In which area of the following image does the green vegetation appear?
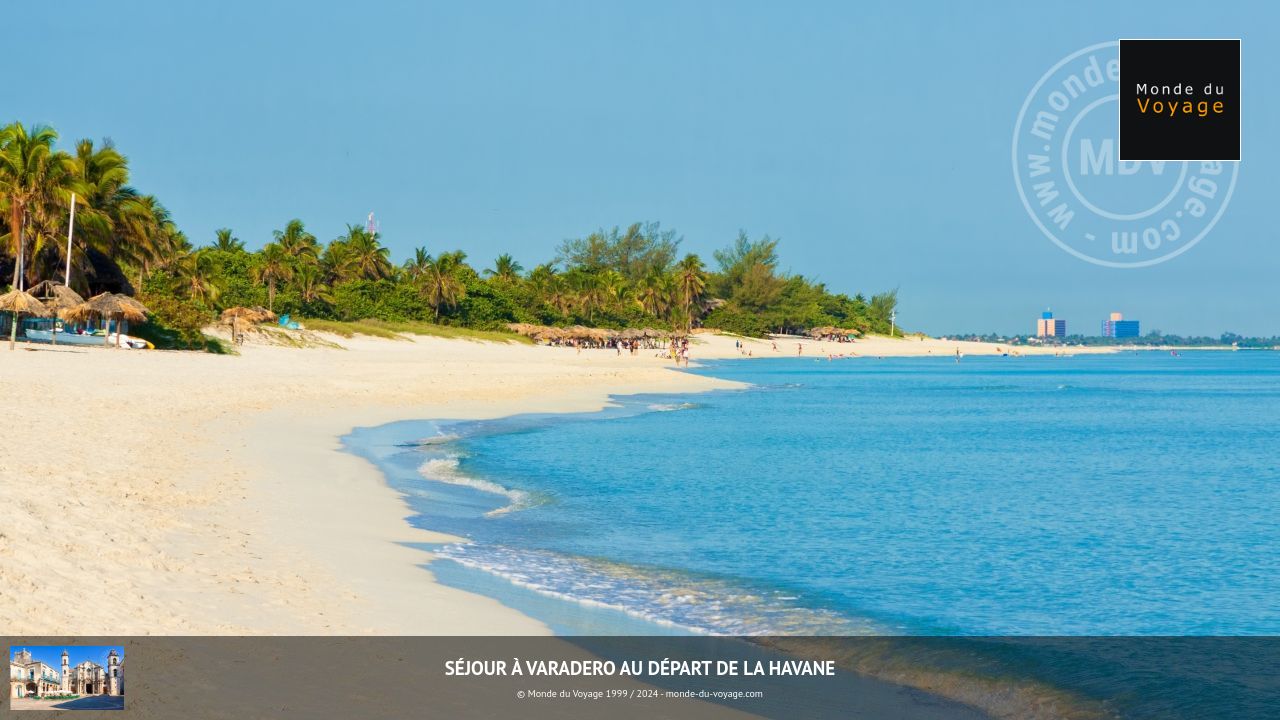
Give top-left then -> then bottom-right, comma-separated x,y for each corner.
301,318 -> 533,343
2,122 -> 899,350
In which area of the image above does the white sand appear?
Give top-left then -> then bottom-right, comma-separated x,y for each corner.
0,329 -> 1106,635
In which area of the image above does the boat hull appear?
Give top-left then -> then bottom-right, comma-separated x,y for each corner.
24,329 -> 151,349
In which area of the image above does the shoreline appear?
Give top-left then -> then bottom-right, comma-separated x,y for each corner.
1,329 -> 1123,636
2,332 -> 739,634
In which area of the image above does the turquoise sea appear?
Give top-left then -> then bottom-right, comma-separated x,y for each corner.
344,351 -> 1280,717
347,351 -> 1278,638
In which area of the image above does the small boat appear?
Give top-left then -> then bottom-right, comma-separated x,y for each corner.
24,328 -> 152,349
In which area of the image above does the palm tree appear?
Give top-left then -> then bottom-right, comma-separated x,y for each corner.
403,246 -> 428,278
62,139 -> 131,290
675,253 -> 707,333
273,219 -> 318,262
599,269 -> 629,309
416,254 -> 466,321
0,123 -> 63,289
526,263 -> 557,294
112,193 -> 176,287
212,228 -> 244,252
20,155 -> 75,287
484,253 -> 523,283
252,242 -> 293,312
545,278 -> 573,317
292,262 -> 332,305
435,250 -> 469,274
175,249 -> 222,305
335,225 -> 392,280
635,271 -> 674,319
869,289 -> 898,335
320,237 -> 352,283
568,271 -> 605,323
60,138 -> 174,293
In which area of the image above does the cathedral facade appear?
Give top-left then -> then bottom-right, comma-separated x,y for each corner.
9,649 -> 124,699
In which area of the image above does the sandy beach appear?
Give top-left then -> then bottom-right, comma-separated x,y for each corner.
1,329 -> 1109,636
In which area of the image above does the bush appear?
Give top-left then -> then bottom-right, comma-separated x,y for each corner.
330,279 -> 431,322
135,291 -> 226,352
702,305 -> 772,337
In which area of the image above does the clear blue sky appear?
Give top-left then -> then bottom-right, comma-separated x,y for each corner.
12,1 -> 1275,335
11,646 -> 123,670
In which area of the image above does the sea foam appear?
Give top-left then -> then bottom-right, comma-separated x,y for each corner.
418,456 -> 534,517
434,542 -> 885,636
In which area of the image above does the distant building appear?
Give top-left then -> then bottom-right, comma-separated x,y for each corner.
1035,310 -> 1066,338
1102,312 -> 1140,338
9,649 -> 60,699
64,649 -> 123,697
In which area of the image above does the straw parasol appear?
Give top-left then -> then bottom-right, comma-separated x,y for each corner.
808,325 -> 861,341
0,289 -> 51,350
221,306 -> 277,344
28,280 -> 85,310
82,292 -> 150,347
27,280 -> 86,346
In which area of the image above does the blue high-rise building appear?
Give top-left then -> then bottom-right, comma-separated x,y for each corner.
1036,310 -> 1066,337
1102,312 -> 1140,338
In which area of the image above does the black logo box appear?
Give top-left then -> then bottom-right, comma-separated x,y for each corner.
1119,39 -> 1241,161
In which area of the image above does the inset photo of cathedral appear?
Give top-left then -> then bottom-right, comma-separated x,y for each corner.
9,646 -> 125,711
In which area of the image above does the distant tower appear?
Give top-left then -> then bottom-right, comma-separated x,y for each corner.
108,650 -> 120,696
366,211 -> 379,236
61,650 -> 69,693
1036,308 -> 1066,338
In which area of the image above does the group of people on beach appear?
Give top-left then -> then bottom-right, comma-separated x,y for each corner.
672,337 -> 691,366
612,338 -> 664,355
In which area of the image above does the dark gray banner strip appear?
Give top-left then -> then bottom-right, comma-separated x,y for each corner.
5,637 -> 1277,719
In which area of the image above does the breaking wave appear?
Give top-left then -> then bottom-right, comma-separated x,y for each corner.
434,543 -> 887,636
417,456 -> 536,517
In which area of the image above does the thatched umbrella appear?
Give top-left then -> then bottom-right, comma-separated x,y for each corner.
0,289 -> 50,350
221,306 -> 277,344
220,306 -> 275,324
533,327 -> 564,344
27,281 -> 86,346
85,292 -> 149,348
59,302 -> 95,325
28,280 -> 85,309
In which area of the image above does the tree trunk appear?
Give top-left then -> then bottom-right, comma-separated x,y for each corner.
9,204 -> 22,289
